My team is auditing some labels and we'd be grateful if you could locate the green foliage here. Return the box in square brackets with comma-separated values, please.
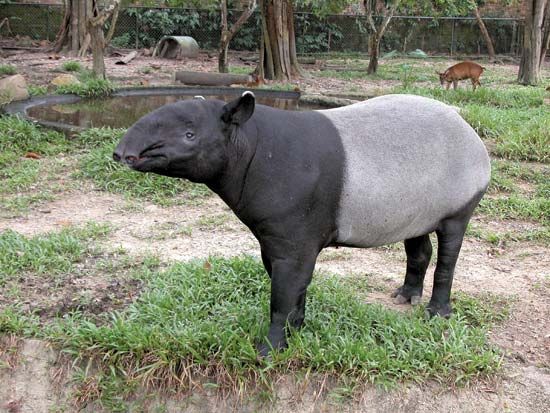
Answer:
[0, 64, 17, 76]
[56, 77, 114, 98]
[398, 63, 417, 88]
[111, 33, 132, 48]
[61, 61, 83, 72]
[28, 85, 48, 96]
[45, 256, 501, 402]
[0, 116, 69, 168]
[390, 85, 549, 163]
[0, 223, 110, 284]
[294, 12, 343, 53]
[75, 128, 210, 205]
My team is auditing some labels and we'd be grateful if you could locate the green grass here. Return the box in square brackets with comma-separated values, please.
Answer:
[387, 86, 549, 163]
[0, 116, 73, 213]
[61, 61, 83, 72]
[39, 255, 501, 405]
[480, 159, 550, 231]
[0, 222, 110, 285]
[28, 85, 48, 96]
[478, 196, 550, 226]
[75, 128, 211, 205]
[0, 116, 70, 164]
[0, 64, 17, 76]
[56, 76, 114, 98]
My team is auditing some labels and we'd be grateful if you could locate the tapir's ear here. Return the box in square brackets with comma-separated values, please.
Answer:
[221, 91, 255, 125]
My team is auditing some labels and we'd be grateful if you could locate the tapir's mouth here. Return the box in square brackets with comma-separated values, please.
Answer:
[129, 142, 168, 171]
[130, 154, 168, 172]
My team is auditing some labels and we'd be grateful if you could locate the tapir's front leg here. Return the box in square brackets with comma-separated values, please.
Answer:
[257, 249, 318, 357]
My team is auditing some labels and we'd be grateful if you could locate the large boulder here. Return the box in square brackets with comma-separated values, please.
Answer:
[0, 74, 29, 102]
[50, 73, 81, 88]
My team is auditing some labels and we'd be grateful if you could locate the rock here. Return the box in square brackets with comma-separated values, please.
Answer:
[0, 74, 29, 102]
[50, 73, 81, 88]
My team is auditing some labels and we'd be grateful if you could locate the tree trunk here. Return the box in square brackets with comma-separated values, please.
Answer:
[70, 0, 79, 54]
[518, 0, 548, 85]
[474, 6, 496, 61]
[540, 1, 550, 66]
[257, 0, 301, 81]
[53, 0, 120, 78]
[367, 34, 379, 74]
[364, 0, 399, 74]
[218, 0, 257, 73]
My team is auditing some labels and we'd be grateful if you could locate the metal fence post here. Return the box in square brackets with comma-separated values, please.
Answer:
[135, 10, 139, 50]
[46, 5, 50, 41]
[450, 18, 455, 56]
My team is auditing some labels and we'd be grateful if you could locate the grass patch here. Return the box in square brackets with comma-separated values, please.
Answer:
[481, 160, 550, 229]
[61, 61, 83, 72]
[0, 116, 70, 164]
[464, 105, 549, 163]
[0, 116, 77, 213]
[28, 84, 48, 96]
[42, 256, 501, 405]
[395, 85, 544, 108]
[75, 128, 211, 205]
[0, 64, 17, 76]
[387, 85, 549, 163]
[0, 222, 110, 285]
[478, 195, 550, 226]
[57, 76, 114, 98]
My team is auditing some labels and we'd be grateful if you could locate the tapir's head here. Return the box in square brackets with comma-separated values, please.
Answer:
[113, 92, 255, 182]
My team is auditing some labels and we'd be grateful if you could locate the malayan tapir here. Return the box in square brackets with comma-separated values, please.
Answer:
[113, 93, 491, 356]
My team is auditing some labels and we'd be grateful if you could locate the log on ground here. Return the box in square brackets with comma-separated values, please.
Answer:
[174, 71, 253, 86]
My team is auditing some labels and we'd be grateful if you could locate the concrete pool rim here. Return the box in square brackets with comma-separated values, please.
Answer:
[2, 86, 309, 134]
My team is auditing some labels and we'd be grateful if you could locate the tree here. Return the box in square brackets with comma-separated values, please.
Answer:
[472, 3, 496, 61]
[518, 0, 549, 85]
[219, 0, 257, 73]
[87, 1, 121, 79]
[53, 0, 120, 79]
[256, 0, 301, 81]
[540, 0, 550, 67]
[364, 0, 400, 74]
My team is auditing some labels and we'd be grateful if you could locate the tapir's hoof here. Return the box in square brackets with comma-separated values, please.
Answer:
[425, 303, 452, 319]
[257, 343, 273, 358]
[391, 286, 422, 306]
[256, 338, 287, 358]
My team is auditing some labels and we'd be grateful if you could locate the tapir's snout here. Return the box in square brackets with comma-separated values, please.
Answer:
[112, 147, 138, 166]
[112, 150, 122, 162]
[112, 145, 138, 166]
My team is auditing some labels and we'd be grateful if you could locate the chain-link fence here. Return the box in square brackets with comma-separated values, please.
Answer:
[0, 3, 524, 56]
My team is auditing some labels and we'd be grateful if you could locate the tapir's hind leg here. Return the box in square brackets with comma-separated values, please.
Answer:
[392, 234, 432, 306]
[426, 195, 482, 317]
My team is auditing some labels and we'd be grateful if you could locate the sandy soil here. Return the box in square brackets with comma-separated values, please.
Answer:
[0, 189, 548, 413]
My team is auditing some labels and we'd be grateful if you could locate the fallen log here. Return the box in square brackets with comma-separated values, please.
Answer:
[115, 50, 138, 65]
[174, 71, 253, 86]
[238, 56, 316, 65]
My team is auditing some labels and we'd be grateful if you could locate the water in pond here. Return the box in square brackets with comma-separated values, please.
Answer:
[27, 94, 320, 130]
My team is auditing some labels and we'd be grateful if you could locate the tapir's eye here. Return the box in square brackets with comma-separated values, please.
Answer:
[185, 131, 195, 140]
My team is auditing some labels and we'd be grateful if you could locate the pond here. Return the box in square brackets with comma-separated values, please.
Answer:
[14, 88, 323, 131]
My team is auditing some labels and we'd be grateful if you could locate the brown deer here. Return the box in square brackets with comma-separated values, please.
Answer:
[438, 61, 485, 91]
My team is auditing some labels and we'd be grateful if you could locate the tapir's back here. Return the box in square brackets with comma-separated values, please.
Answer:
[319, 94, 490, 247]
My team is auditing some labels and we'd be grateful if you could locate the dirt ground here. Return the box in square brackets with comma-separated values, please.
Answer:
[0, 48, 549, 412]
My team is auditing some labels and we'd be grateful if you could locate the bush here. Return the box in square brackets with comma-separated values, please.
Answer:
[56, 77, 115, 98]
[0, 64, 17, 76]
[61, 61, 83, 72]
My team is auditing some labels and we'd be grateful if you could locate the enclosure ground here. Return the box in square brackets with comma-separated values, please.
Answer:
[0, 49, 549, 412]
